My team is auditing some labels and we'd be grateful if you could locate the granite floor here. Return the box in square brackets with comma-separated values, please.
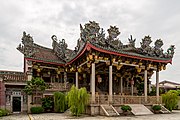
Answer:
[1, 110, 180, 120]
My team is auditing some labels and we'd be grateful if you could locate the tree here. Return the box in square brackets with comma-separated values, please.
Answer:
[67, 85, 89, 116]
[24, 77, 47, 104]
[54, 92, 67, 113]
[162, 90, 179, 111]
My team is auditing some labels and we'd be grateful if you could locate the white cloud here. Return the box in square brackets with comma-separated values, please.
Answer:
[0, 0, 180, 83]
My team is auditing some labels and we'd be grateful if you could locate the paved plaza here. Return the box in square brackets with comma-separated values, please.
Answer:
[1, 110, 180, 120]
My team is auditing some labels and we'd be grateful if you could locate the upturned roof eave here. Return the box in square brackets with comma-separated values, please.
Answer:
[66, 42, 172, 64]
[25, 56, 65, 66]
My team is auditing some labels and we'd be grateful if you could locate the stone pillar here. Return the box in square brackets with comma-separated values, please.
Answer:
[156, 70, 159, 102]
[27, 71, 32, 113]
[131, 84, 134, 96]
[109, 65, 113, 102]
[120, 77, 123, 94]
[76, 72, 78, 89]
[27, 71, 32, 81]
[64, 72, 67, 90]
[91, 63, 95, 103]
[90, 74, 92, 92]
[144, 69, 148, 102]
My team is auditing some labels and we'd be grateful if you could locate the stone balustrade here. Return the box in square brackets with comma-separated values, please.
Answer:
[91, 95, 162, 105]
[0, 71, 27, 83]
[46, 83, 72, 91]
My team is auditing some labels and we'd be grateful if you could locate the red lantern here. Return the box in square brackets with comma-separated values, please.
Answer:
[130, 80, 134, 85]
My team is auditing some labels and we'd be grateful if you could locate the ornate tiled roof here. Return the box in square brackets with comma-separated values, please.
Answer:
[17, 21, 175, 65]
[17, 32, 65, 64]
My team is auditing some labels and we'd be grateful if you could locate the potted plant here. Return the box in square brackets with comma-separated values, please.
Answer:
[152, 105, 161, 114]
[121, 105, 132, 115]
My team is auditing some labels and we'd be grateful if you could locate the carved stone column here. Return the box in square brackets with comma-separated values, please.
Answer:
[109, 65, 113, 103]
[76, 72, 78, 89]
[91, 63, 95, 103]
[156, 69, 159, 102]
[27, 66, 33, 113]
[131, 83, 134, 96]
[120, 77, 123, 94]
[64, 72, 67, 90]
[144, 69, 148, 102]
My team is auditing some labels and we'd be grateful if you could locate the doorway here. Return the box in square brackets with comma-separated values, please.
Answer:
[12, 97, 21, 112]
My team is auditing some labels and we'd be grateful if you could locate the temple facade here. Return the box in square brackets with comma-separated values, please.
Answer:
[0, 21, 175, 114]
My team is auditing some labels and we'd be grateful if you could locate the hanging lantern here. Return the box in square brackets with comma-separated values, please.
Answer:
[97, 75, 102, 83]
[153, 64, 157, 68]
[163, 65, 166, 70]
[130, 80, 134, 85]
[137, 68, 141, 73]
[117, 64, 123, 70]
[89, 54, 93, 60]
[99, 57, 103, 60]
[86, 56, 90, 61]
[57, 70, 60, 74]
[104, 57, 109, 61]
[139, 62, 143, 66]
[78, 68, 82, 73]
[160, 65, 164, 71]
[37, 68, 41, 73]
[56, 74, 59, 78]
[112, 58, 116, 63]
[94, 55, 98, 60]
[87, 63, 91, 68]
[148, 64, 151, 68]
[106, 61, 110, 65]
[125, 60, 130, 64]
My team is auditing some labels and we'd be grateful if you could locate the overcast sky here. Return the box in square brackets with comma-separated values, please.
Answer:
[0, 0, 180, 83]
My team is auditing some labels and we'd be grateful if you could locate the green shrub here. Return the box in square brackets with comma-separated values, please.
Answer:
[162, 90, 179, 111]
[0, 109, 9, 116]
[121, 105, 132, 112]
[54, 92, 67, 113]
[0, 110, 3, 117]
[67, 85, 89, 116]
[152, 105, 161, 111]
[41, 97, 53, 112]
[30, 107, 44, 114]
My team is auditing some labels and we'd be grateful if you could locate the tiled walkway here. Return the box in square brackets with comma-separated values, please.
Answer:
[1, 110, 180, 120]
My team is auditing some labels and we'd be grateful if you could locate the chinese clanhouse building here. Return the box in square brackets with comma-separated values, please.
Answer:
[0, 21, 175, 114]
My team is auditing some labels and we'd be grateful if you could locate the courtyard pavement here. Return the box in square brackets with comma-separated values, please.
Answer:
[1, 110, 180, 120]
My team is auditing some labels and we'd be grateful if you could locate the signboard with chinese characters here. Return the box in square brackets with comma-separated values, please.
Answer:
[12, 91, 21, 96]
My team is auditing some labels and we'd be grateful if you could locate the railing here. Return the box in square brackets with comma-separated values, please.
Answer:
[91, 95, 162, 105]
[46, 83, 73, 91]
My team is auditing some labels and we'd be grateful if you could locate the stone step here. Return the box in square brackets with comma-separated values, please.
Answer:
[100, 105, 120, 116]
[160, 105, 171, 114]
[128, 104, 154, 115]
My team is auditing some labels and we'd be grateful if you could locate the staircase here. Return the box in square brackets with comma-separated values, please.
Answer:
[128, 104, 154, 115]
[100, 105, 120, 116]
[159, 105, 171, 114]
